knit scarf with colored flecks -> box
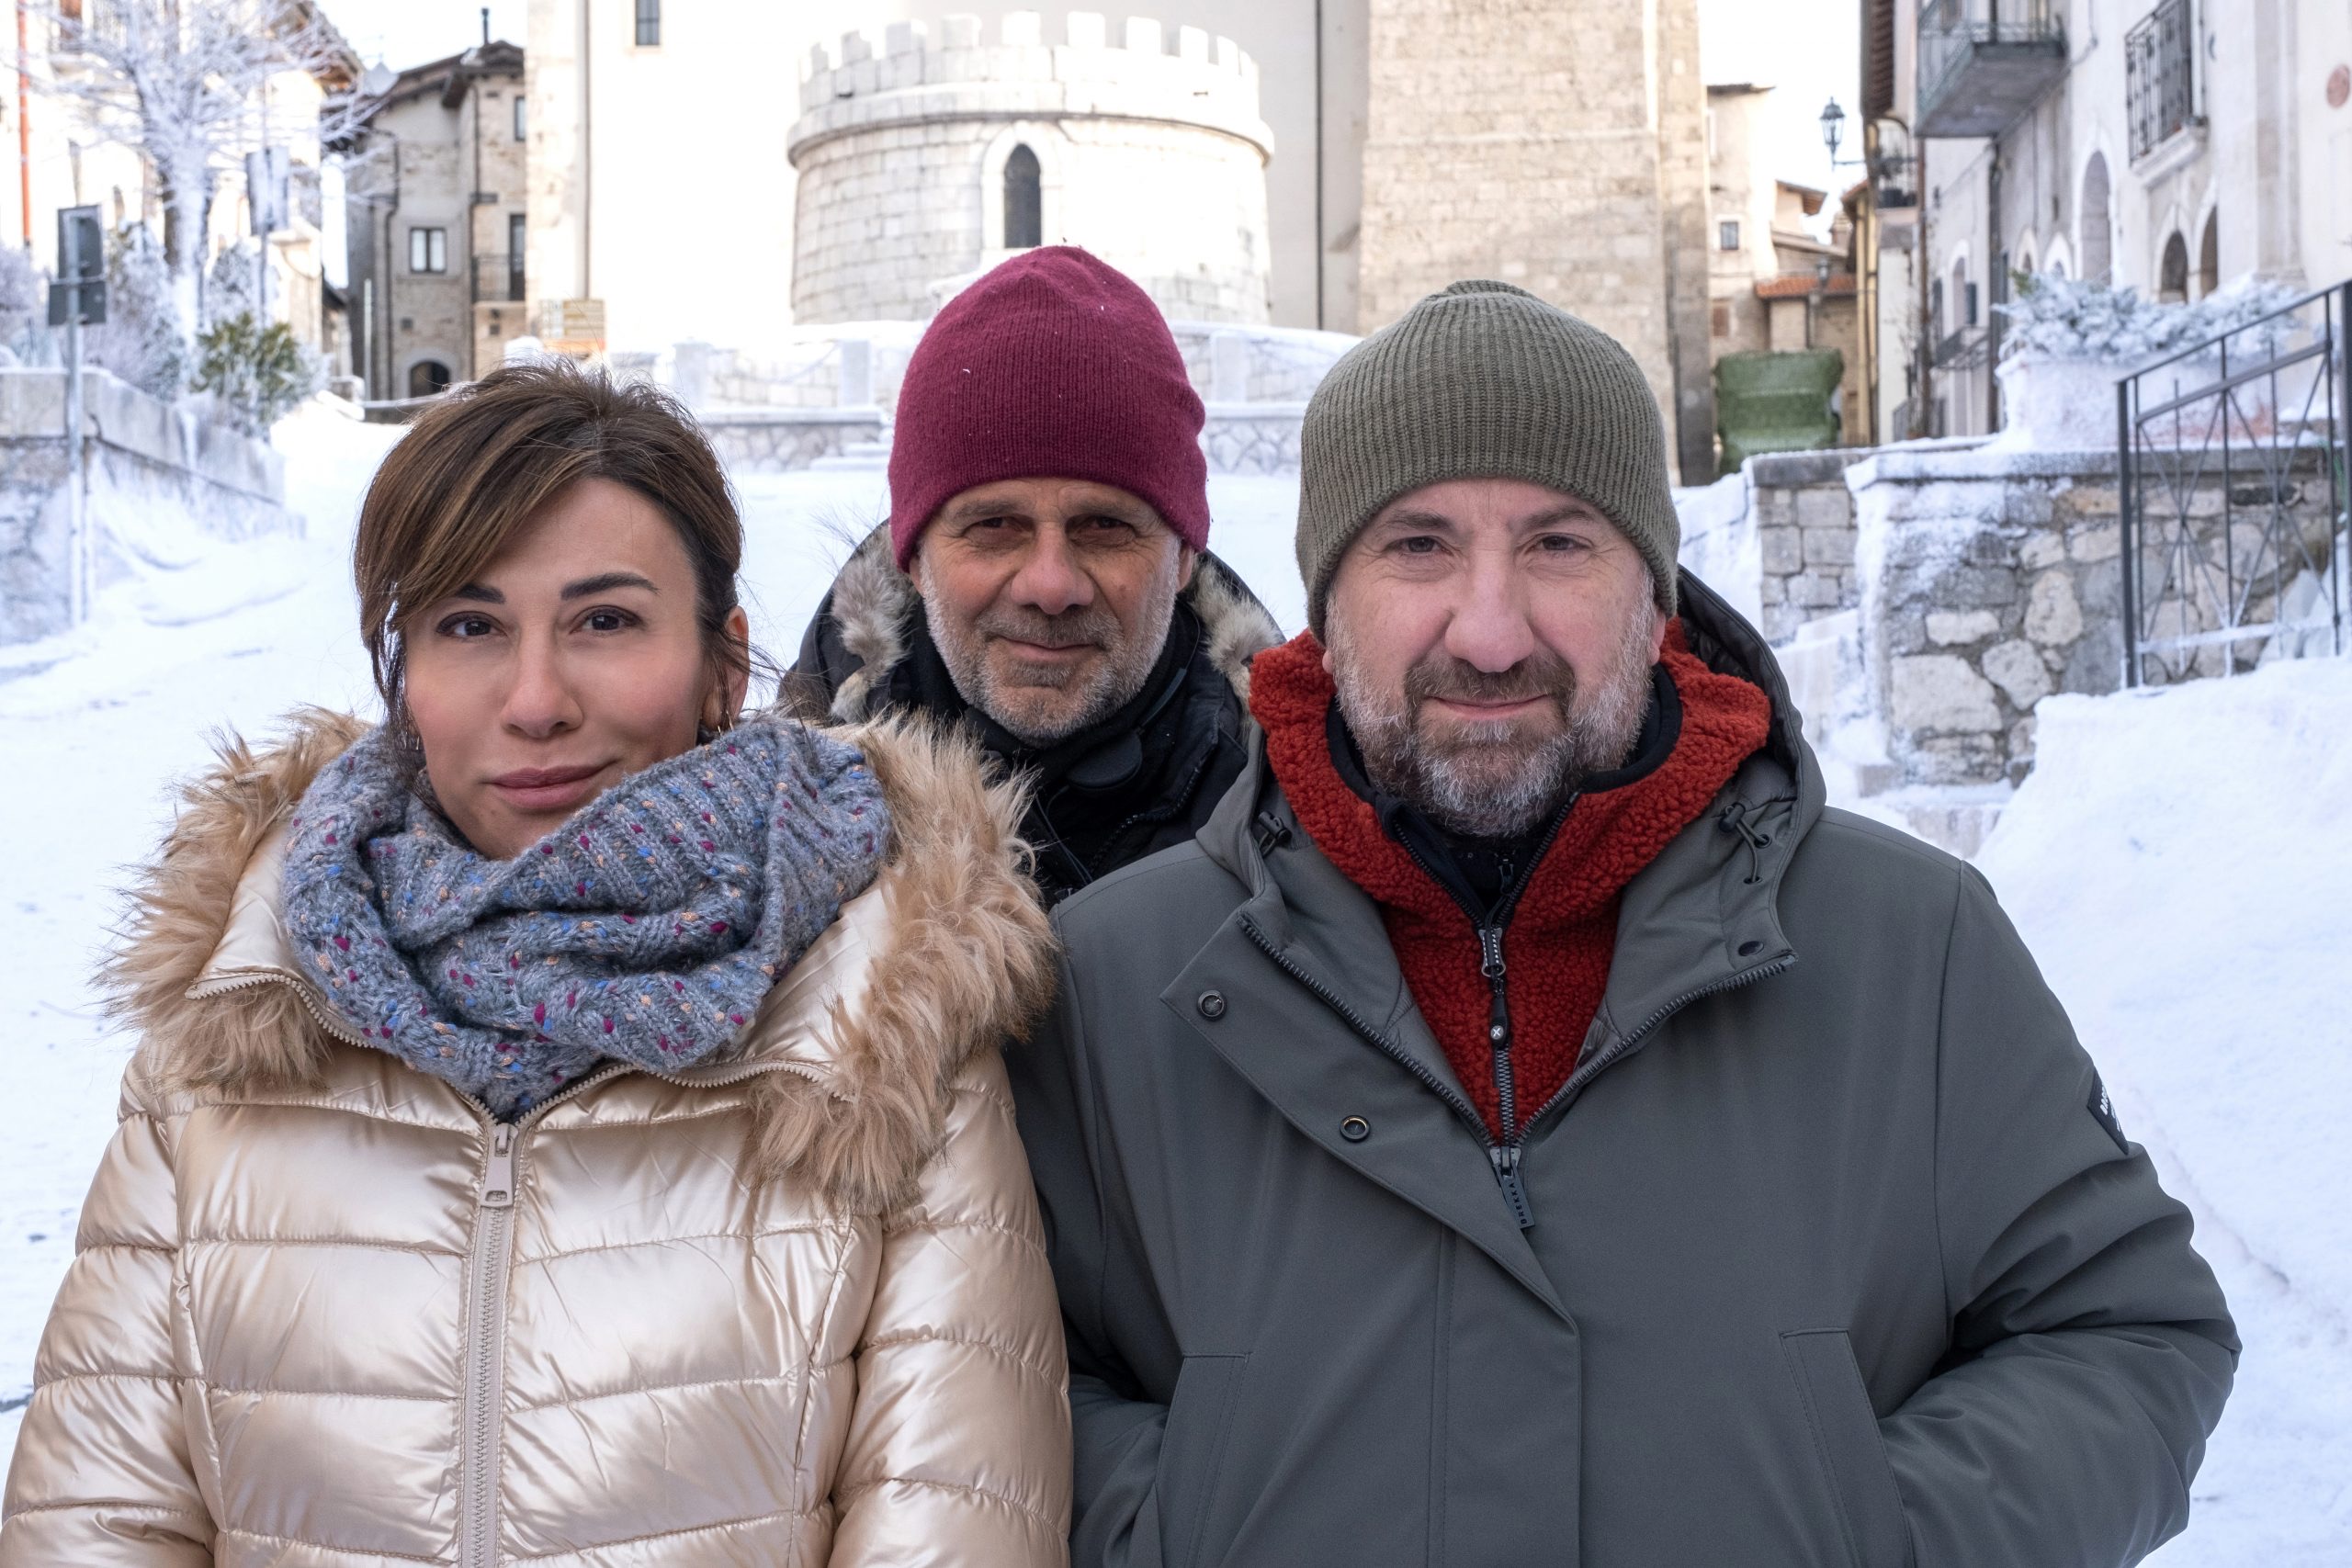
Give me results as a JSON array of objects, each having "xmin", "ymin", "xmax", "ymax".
[{"xmin": 279, "ymin": 716, "xmax": 890, "ymax": 1120}]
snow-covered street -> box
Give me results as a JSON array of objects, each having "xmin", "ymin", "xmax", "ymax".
[{"xmin": 1, "ymin": 405, "xmax": 2345, "ymax": 1561}]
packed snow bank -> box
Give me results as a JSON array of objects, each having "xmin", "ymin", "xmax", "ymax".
[{"xmin": 1976, "ymin": 656, "xmax": 2352, "ymax": 1565}]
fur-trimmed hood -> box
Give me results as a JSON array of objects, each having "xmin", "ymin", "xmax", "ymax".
[
  {"xmin": 786, "ymin": 521, "xmax": 1281, "ymax": 726},
  {"xmin": 100, "ymin": 707, "xmax": 1057, "ymax": 1213}
]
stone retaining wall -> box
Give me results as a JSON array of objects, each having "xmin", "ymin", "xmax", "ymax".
[
  {"xmin": 1849, "ymin": 445, "xmax": 2126, "ymax": 790},
  {"xmin": 671, "ymin": 320, "xmax": 1351, "ymax": 476},
  {"xmin": 1676, "ymin": 448, "xmax": 1870, "ymax": 643},
  {"xmin": 1, "ymin": 369, "xmax": 291, "ymax": 645}
]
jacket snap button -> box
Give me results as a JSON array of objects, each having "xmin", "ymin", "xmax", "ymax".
[
  {"xmin": 1340, "ymin": 1116, "xmax": 1371, "ymax": 1142},
  {"xmin": 1737, "ymin": 939, "xmax": 1763, "ymax": 957},
  {"xmin": 1196, "ymin": 990, "xmax": 1227, "ymax": 1020}
]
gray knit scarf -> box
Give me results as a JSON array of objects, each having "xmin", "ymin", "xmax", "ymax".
[{"xmin": 279, "ymin": 716, "xmax": 890, "ymax": 1119}]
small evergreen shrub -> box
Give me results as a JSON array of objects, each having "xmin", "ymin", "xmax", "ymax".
[{"xmin": 190, "ymin": 311, "xmax": 322, "ymax": 434}]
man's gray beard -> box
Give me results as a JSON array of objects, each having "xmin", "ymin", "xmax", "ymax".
[
  {"xmin": 917, "ymin": 560, "xmax": 1183, "ymax": 747},
  {"xmin": 1329, "ymin": 607, "xmax": 1660, "ymax": 840}
]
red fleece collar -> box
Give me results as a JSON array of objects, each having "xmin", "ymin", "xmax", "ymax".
[{"xmin": 1248, "ymin": 623, "xmax": 1773, "ymax": 1135}]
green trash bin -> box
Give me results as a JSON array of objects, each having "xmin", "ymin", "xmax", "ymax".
[{"xmin": 1714, "ymin": 349, "xmax": 1845, "ymax": 478}]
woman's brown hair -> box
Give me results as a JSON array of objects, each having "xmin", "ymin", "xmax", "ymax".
[{"xmin": 355, "ymin": 359, "xmax": 750, "ymax": 735}]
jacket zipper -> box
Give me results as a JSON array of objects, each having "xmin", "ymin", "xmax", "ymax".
[
  {"xmin": 1387, "ymin": 803, "xmax": 1573, "ymax": 1230},
  {"xmin": 459, "ymin": 1119, "xmax": 517, "ymax": 1568},
  {"xmin": 1512, "ymin": 956, "xmax": 1796, "ymax": 1146},
  {"xmin": 188, "ymin": 966, "xmax": 379, "ymax": 1051},
  {"xmin": 1238, "ymin": 919, "xmax": 1499, "ymax": 1164},
  {"xmin": 1501, "ymin": 793, "xmax": 1798, "ymax": 1144},
  {"xmin": 191, "ymin": 968, "xmax": 830, "ymax": 1567}
]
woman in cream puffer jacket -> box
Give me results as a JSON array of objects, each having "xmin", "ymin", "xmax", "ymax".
[{"xmin": 0, "ymin": 708, "xmax": 1070, "ymax": 1567}]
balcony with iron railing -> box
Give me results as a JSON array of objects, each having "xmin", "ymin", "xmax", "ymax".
[
  {"xmin": 471, "ymin": 253, "xmax": 527, "ymax": 305},
  {"xmin": 1932, "ymin": 326, "xmax": 1990, "ymax": 369},
  {"xmin": 1917, "ymin": 0, "xmax": 2067, "ymax": 139},
  {"xmin": 2126, "ymin": 0, "xmax": 2196, "ymax": 163}
]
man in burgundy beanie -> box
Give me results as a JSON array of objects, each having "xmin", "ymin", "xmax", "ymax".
[{"xmin": 787, "ymin": 246, "xmax": 1279, "ymax": 903}]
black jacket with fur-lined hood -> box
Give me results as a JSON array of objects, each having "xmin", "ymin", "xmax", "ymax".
[{"xmin": 785, "ymin": 524, "xmax": 1282, "ymax": 905}]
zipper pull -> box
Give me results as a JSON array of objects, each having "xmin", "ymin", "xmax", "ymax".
[
  {"xmin": 1490, "ymin": 1145, "xmax": 1535, "ymax": 1230},
  {"xmin": 1479, "ymin": 926, "xmax": 1510, "ymax": 1048},
  {"xmin": 480, "ymin": 1123, "xmax": 517, "ymax": 1208}
]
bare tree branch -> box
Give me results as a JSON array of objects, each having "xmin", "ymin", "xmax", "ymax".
[{"xmin": 32, "ymin": 0, "xmax": 362, "ymax": 334}]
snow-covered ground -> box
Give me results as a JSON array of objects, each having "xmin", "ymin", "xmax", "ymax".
[
  {"xmin": 1975, "ymin": 660, "xmax": 2352, "ymax": 1563},
  {"xmin": 1, "ymin": 404, "xmax": 2344, "ymax": 1562}
]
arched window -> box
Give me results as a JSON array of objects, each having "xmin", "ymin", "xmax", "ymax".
[
  {"xmin": 409, "ymin": 359, "xmax": 453, "ymax": 399},
  {"xmin": 1002, "ymin": 144, "xmax": 1042, "ymax": 250},
  {"xmin": 2080, "ymin": 154, "xmax": 2112, "ymax": 285},
  {"xmin": 2157, "ymin": 232, "xmax": 2189, "ymax": 303},
  {"xmin": 2196, "ymin": 212, "xmax": 2219, "ymax": 299}
]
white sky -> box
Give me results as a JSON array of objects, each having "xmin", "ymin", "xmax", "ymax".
[
  {"xmin": 319, "ymin": 0, "xmax": 528, "ymax": 68},
  {"xmin": 318, "ymin": 0, "xmax": 1860, "ymax": 220},
  {"xmin": 1697, "ymin": 0, "xmax": 1864, "ymax": 218}
]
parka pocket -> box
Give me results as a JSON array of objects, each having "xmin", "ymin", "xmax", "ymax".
[
  {"xmin": 1781, "ymin": 1330, "xmax": 1917, "ymax": 1568},
  {"xmin": 1159, "ymin": 1352, "xmax": 1249, "ymax": 1568}
]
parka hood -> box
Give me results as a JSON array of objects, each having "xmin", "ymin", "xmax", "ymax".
[{"xmin": 100, "ymin": 706, "xmax": 1056, "ymax": 1213}]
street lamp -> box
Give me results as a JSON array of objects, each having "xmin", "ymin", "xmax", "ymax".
[{"xmin": 1820, "ymin": 97, "xmax": 1847, "ymax": 165}]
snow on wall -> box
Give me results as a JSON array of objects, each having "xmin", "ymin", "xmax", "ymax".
[{"xmin": 0, "ymin": 368, "xmax": 294, "ymax": 646}]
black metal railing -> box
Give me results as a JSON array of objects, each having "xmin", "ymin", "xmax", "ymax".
[
  {"xmin": 1933, "ymin": 327, "xmax": 1989, "ymax": 369},
  {"xmin": 2118, "ymin": 282, "xmax": 2351, "ymax": 685},
  {"xmin": 471, "ymin": 252, "xmax": 526, "ymax": 304},
  {"xmin": 2125, "ymin": 0, "xmax": 2195, "ymax": 162},
  {"xmin": 1917, "ymin": 0, "xmax": 2066, "ymax": 137}
]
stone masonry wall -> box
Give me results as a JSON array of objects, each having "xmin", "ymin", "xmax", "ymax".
[
  {"xmin": 787, "ymin": 13, "xmax": 1273, "ymax": 325},
  {"xmin": 1, "ymin": 369, "xmax": 291, "ymax": 645},
  {"xmin": 1675, "ymin": 449, "xmax": 1867, "ymax": 644},
  {"xmin": 1850, "ymin": 446, "xmax": 2129, "ymax": 790},
  {"xmin": 1687, "ymin": 438, "xmax": 2341, "ymax": 807},
  {"xmin": 1749, "ymin": 451, "xmax": 1865, "ymax": 642},
  {"xmin": 1358, "ymin": 0, "xmax": 1704, "ymax": 475}
]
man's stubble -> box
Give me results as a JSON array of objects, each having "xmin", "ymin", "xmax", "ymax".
[
  {"xmin": 918, "ymin": 554, "xmax": 1185, "ymax": 747},
  {"xmin": 1329, "ymin": 600, "xmax": 1659, "ymax": 840}
]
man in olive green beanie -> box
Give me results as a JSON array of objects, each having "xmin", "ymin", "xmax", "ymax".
[
  {"xmin": 1015, "ymin": 275, "xmax": 2233, "ymax": 1568},
  {"xmin": 1296, "ymin": 279, "xmax": 1681, "ymax": 636}
]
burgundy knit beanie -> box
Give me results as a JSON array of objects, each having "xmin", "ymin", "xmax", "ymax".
[{"xmin": 888, "ymin": 247, "xmax": 1210, "ymax": 569}]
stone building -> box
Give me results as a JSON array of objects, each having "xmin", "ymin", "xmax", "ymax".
[
  {"xmin": 1355, "ymin": 0, "xmax": 1716, "ymax": 482},
  {"xmin": 345, "ymin": 40, "xmax": 527, "ymax": 398},
  {"xmin": 786, "ymin": 14, "xmax": 1274, "ymax": 324},
  {"xmin": 1705, "ymin": 85, "xmax": 1868, "ymax": 445},
  {"xmin": 526, "ymin": 0, "xmax": 1723, "ymax": 479},
  {"xmin": 1867, "ymin": 0, "xmax": 2352, "ymax": 439}
]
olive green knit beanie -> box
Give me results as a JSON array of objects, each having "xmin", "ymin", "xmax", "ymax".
[{"xmin": 1297, "ymin": 280, "xmax": 1680, "ymax": 637}]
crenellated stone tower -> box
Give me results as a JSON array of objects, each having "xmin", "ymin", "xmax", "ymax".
[{"xmin": 786, "ymin": 11, "xmax": 1275, "ymax": 326}]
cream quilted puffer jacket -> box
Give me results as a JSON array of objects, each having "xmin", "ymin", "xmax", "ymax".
[{"xmin": 0, "ymin": 712, "xmax": 1071, "ymax": 1567}]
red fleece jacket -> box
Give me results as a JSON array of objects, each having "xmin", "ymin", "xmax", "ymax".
[{"xmin": 1250, "ymin": 626, "xmax": 1773, "ymax": 1138}]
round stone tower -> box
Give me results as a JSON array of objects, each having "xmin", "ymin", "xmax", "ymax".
[{"xmin": 786, "ymin": 10, "xmax": 1274, "ymax": 325}]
